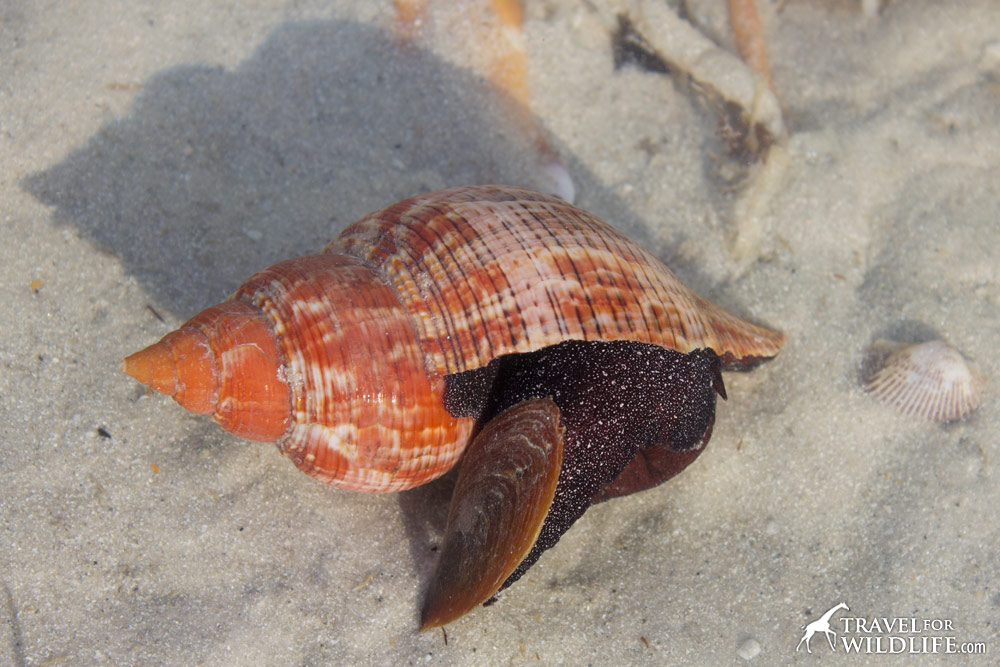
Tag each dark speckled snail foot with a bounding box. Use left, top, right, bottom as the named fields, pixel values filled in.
left=422, top=339, right=724, bottom=626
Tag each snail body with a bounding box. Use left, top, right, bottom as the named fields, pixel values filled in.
left=122, top=185, right=784, bottom=627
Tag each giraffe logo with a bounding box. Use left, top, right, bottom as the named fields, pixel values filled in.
left=796, top=602, right=850, bottom=653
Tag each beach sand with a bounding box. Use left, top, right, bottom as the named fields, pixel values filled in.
left=2, top=0, right=997, bottom=664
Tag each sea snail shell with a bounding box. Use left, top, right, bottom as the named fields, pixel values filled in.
left=122, top=185, right=784, bottom=627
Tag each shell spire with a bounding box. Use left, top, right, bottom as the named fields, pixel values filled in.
left=121, top=300, right=293, bottom=441
left=124, top=254, right=476, bottom=492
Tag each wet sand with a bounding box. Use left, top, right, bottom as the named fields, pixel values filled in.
left=2, top=1, right=997, bottom=664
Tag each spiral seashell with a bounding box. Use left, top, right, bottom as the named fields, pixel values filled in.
left=864, top=340, right=986, bottom=422
left=121, top=185, right=784, bottom=626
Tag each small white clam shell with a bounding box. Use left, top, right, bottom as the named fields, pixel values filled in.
left=865, top=340, right=986, bottom=422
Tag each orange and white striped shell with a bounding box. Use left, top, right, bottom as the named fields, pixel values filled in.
left=122, top=185, right=784, bottom=492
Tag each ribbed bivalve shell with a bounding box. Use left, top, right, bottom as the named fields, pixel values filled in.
left=123, top=185, right=785, bottom=492
left=865, top=340, right=986, bottom=423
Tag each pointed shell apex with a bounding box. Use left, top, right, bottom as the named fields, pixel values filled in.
left=864, top=340, right=986, bottom=422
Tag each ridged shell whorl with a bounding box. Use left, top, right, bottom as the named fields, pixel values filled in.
left=333, top=186, right=784, bottom=375
left=232, top=254, right=473, bottom=491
